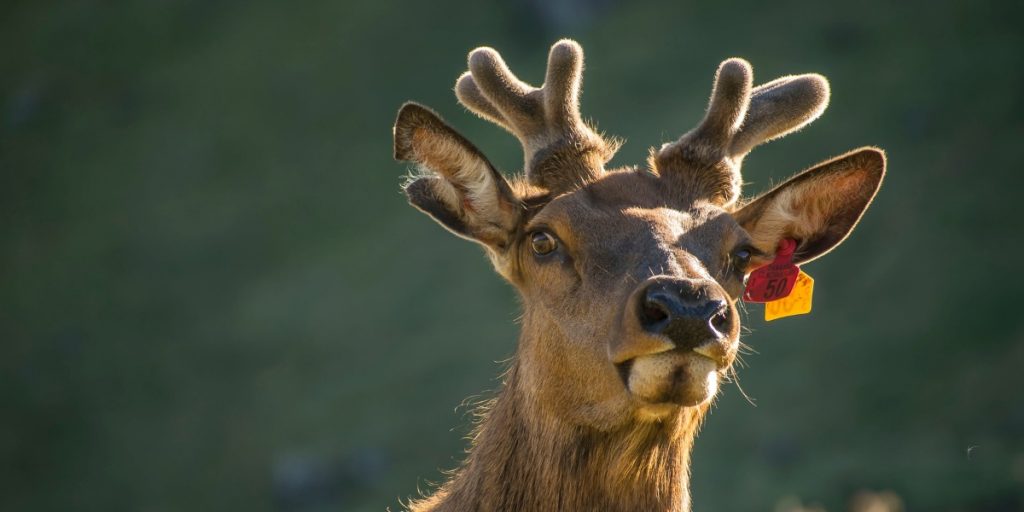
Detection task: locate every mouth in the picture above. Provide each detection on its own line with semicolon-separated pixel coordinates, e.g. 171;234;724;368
618;349;721;412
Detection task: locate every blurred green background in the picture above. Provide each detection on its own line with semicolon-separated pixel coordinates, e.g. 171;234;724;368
2;0;1023;510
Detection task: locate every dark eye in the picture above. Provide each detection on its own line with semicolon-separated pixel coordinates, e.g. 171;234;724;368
732;246;753;271
530;231;558;256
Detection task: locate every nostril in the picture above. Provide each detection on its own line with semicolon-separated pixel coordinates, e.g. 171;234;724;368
634;280;730;348
639;287;677;331
642;300;669;325
710;310;728;332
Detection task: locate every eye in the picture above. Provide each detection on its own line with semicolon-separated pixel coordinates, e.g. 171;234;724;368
530;231;558;256
731;246;753;272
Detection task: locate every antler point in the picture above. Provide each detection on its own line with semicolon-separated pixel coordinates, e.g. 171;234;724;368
717;58;753;84
467;47;504;72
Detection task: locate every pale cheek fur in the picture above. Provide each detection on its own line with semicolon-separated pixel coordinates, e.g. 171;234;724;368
628;353;719;405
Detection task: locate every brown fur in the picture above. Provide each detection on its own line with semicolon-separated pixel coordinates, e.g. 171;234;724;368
654;59;831;207
455;40;619;193
393;40;886;511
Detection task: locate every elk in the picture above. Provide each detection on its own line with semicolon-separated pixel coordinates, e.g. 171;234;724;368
392;40;884;512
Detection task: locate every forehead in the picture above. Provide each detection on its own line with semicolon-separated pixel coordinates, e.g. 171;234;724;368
529;170;742;255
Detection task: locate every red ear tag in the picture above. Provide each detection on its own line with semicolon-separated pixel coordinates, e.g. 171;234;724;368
743;239;800;303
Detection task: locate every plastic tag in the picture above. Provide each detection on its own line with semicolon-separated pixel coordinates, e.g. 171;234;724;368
764;270;814;321
743;239;799;303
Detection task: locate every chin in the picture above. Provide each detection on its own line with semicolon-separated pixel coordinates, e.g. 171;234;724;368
628;352;719;415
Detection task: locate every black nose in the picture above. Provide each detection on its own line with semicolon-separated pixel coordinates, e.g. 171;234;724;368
638;280;729;348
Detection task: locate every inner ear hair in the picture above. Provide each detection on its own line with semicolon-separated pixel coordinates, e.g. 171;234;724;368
394;102;523;249
395;102;492;179
734;147;885;264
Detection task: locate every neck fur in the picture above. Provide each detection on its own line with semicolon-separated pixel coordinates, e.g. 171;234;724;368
408;358;708;511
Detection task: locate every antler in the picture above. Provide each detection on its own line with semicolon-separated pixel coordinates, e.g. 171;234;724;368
455;39;618;193
653;58;830;207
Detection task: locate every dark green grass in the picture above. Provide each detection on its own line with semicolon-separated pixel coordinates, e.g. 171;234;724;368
2;1;1023;510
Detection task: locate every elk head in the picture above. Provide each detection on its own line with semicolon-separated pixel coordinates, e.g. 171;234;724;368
393;40;884;432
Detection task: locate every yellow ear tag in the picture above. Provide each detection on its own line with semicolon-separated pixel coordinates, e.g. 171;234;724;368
764;270;814;321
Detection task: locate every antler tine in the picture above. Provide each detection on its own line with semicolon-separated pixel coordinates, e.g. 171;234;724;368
694;59;754;149
729;74;830;157
542;41;584;129
654;58;830;207
455;39;616;192
455;71;511;132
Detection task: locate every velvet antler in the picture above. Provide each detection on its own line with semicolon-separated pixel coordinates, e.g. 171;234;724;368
653;58;830;207
455;39;618;193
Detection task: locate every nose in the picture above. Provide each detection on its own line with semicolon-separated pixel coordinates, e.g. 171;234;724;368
638;279;729;348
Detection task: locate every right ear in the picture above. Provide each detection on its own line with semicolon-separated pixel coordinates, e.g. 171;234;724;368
732;147;885;266
394;102;522;251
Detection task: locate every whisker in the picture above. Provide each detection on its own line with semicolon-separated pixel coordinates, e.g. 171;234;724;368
730;366;757;407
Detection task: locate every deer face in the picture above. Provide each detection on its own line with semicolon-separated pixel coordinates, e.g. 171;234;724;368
394;41;884;430
511;173;747;425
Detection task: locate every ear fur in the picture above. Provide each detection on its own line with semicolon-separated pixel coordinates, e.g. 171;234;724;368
733;147;885;265
394;102;522;249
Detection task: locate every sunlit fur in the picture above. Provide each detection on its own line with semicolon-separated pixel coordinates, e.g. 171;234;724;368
393;40;885;512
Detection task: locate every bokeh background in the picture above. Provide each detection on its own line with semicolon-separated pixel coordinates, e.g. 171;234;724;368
3;1;1023;510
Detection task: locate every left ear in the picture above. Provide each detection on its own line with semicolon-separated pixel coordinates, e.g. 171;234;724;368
732;147;885;265
394;102;522;251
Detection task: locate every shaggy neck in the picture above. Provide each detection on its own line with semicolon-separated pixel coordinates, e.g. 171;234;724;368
410;349;707;511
